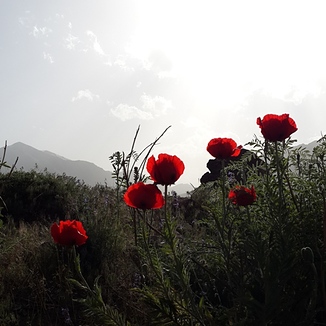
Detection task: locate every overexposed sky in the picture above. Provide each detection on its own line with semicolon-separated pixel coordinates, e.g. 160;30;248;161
1;1;326;186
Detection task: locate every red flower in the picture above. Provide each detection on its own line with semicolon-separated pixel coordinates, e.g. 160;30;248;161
124;182;165;209
207;138;242;160
228;185;257;206
51;220;88;246
146;154;185;185
256;113;297;142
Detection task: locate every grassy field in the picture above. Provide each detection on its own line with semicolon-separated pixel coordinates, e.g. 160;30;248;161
1;127;326;325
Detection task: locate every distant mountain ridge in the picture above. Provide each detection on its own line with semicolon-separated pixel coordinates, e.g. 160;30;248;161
0;142;194;195
0;142;115;187
295;140;319;152
2;140;317;195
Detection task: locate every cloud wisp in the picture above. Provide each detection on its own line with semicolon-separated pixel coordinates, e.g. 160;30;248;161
64;33;80;50
31;25;52;38
86;30;105;56
110;94;172;121
43;52;54;63
71;89;100;102
110;104;152;121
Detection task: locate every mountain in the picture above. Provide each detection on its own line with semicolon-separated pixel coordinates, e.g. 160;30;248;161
0;142;194;194
0;142;115;187
3;139;320;196
295;140;319;152
157;183;195;197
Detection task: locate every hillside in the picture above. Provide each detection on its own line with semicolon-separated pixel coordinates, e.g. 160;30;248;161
0;142;194;195
0;142;115;187
6;139;319;194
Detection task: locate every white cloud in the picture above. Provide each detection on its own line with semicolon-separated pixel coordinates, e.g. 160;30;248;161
32;25;52;38
114;56;134;71
110;94;172;121
140;94;172;116
64;33;80;50
71;89;100;102
260;82;323;106
145;49;174;78
43;52;54;63
110;104;152;121
18;11;33;27
18;17;29;26
86;30;105;56
104;59;112;66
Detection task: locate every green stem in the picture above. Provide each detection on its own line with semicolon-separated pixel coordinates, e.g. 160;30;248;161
221;159;226;235
164;185;168;220
274;141;284;212
143;209;149;245
163;187;206;326
133;209;137;246
72;246;92;293
263;141;273;218
246;206;251;224
306;261;318;322
284;171;300;214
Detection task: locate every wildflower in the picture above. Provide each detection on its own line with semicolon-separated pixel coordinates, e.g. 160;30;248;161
124;182;165;209
146;153;185;185
256;113;297;142
228;185;257;206
207;138;242;160
51;220;88;246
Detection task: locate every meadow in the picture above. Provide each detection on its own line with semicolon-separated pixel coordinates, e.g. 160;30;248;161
1;114;326;325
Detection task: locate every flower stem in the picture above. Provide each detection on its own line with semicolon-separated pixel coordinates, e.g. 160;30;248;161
72;246;92;293
274;141;284;216
221;159;226;234
164;184;168;220
246;206;251;224
133;209;137;246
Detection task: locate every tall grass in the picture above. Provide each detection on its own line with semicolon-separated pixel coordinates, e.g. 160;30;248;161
0;131;326;325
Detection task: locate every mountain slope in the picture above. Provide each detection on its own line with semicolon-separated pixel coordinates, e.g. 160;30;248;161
296;140;319;152
3;139;320;195
1;142;115;187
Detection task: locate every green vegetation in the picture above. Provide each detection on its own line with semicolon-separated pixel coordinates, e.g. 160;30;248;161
1;130;326;325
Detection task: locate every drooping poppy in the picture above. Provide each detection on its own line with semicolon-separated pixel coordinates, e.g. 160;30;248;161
124;182;165;209
206;138;242;160
51;220;88;246
228;185;257;207
146;154;185;185
256;113;297;142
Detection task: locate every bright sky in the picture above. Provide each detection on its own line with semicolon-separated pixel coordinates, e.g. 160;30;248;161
1;1;326;186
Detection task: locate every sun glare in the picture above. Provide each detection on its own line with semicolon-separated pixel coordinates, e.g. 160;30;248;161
128;1;326;109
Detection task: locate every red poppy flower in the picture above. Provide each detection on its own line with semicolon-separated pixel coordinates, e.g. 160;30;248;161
146;154;185;185
228;185;257;206
51;220;88;246
124;182;165;209
207;138;242;160
256;113;297;142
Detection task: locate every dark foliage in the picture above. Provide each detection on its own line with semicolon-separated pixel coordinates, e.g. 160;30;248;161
1;134;326;325
200;148;265;184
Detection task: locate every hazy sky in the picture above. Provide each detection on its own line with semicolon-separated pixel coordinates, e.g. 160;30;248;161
1;1;326;186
